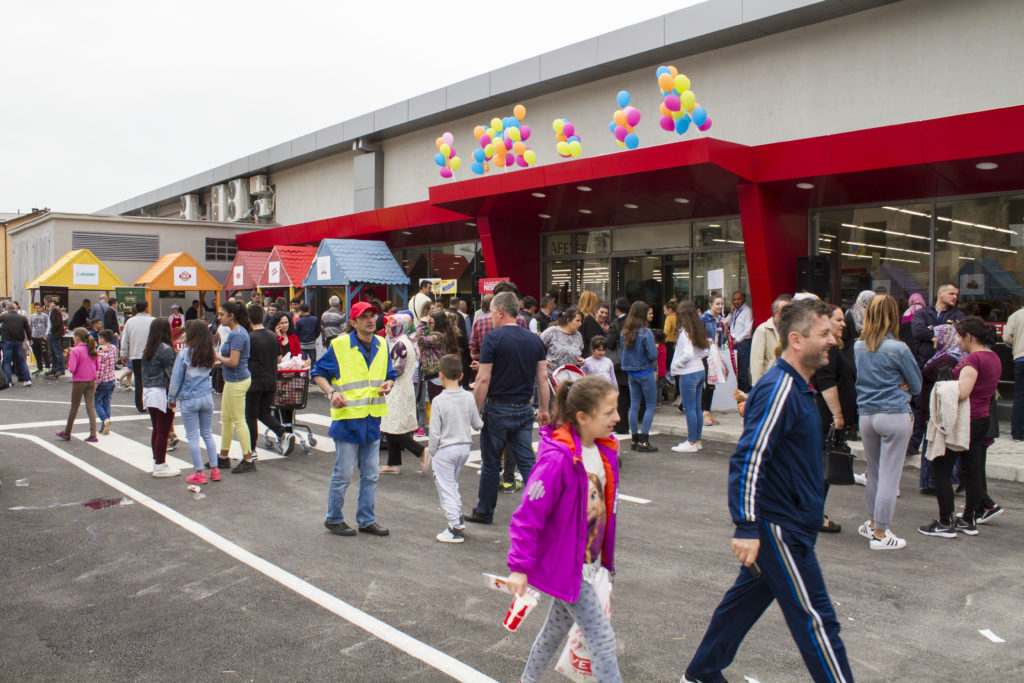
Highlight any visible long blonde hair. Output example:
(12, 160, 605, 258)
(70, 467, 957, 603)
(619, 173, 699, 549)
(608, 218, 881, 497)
(859, 295, 900, 352)
(577, 290, 598, 318)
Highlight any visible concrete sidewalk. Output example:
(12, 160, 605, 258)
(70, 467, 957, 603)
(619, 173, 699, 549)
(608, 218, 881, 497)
(648, 403, 1024, 484)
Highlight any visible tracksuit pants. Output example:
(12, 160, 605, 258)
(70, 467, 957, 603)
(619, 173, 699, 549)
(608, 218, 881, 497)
(685, 521, 853, 683)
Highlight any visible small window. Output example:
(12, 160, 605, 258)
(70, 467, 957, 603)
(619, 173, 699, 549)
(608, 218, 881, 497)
(205, 238, 237, 261)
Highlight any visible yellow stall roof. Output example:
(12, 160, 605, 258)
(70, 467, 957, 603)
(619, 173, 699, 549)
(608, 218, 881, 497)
(133, 252, 221, 291)
(25, 249, 126, 290)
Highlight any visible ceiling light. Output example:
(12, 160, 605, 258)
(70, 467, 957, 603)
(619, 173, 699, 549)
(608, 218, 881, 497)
(538, 213, 551, 219)
(976, 162, 998, 170)
(796, 182, 814, 189)
(673, 197, 690, 204)
(578, 209, 592, 214)
(531, 192, 546, 198)
(577, 185, 592, 192)
(465, 221, 476, 226)
(708, 224, 720, 228)
(401, 231, 412, 235)
(623, 203, 638, 209)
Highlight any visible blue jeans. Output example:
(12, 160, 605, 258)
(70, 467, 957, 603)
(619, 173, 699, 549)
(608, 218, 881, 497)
(180, 393, 219, 471)
(627, 371, 657, 434)
(476, 401, 536, 517)
(677, 370, 705, 443)
(47, 334, 66, 373)
(2, 341, 31, 383)
(734, 338, 752, 393)
(94, 380, 115, 423)
(326, 438, 380, 527)
(1012, 360, 1024, 440)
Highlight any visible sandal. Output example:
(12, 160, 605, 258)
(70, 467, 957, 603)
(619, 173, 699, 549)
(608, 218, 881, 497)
(418, 452, 432, 474)
(378, 466, 401, 475)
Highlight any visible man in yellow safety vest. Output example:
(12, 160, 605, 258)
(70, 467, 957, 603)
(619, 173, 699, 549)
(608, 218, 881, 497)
(312, 301, 396, 537)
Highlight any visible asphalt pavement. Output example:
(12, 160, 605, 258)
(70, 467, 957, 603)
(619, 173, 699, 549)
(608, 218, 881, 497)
(1, 377, 1022, 682)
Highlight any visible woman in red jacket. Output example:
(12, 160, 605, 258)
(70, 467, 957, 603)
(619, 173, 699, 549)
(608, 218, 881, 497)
(272, 312, 301, 357)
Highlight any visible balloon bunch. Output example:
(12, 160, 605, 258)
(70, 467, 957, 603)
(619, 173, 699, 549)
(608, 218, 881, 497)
(656, 66, 711, 136)
(553, 119, 582, 158)
(470, 104, 536, 174)
(433, 132, 461, 179)
(608, 91, 641, 149)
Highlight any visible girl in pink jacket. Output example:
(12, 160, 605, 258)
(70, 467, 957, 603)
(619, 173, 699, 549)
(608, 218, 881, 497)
(506, 375, 622, 683)
(57, 328, 99, 442)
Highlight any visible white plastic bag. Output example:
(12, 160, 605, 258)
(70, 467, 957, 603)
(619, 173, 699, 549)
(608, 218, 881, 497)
(707, 344, 730, 385)
(554, 566, 613, 681)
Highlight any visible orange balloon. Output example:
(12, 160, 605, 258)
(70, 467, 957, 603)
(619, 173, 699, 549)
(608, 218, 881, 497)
(483, 162, 490, 172)
(658, 73, 674, 92)
(613, 110, 627, 126)
(513, 141, 526, 155)
(659, 102, 671, 116)
(494, 155, 506, 168)
(668, 65, 678, 77)
(557, 133, 566, 143)
(513, 104, 526, 120)
(435, 137, 444, 149)
(473, 125, 485, 140)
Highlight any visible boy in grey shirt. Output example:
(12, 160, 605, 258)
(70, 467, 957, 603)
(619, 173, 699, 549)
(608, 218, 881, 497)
(429, 354, 483, 543)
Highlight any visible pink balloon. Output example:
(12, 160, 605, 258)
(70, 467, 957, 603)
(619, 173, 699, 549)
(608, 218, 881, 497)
(516, 154, 529, 168)
(479, 134, 491, 147)
(659, 115, 674, 131)
(614, 125, 628, 142)
(442, 132, 454, 146)
(699, 118, 712, 131)
(448, 146, 456, 158)
(520, 124, 531, 141)
(626, 109, 641, 127)
(505, 152, 515, 166)
(440, 167, 453, 178)
(664, 94, 681, 112)
(562, 122, 575, 138)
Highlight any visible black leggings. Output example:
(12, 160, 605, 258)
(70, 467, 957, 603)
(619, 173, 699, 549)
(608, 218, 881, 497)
(701, 358, 715, 412)
(931, 417, 993, 524)
(245, 389, 285, 446)
(385, 431, 425, 466)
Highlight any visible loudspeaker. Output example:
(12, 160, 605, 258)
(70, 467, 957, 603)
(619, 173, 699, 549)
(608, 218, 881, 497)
(796, 255, 830, 299)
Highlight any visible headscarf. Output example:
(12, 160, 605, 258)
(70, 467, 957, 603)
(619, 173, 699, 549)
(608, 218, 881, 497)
(902, 292, 926, 323)
(384, 313, 413, 340)
(929, 323, 963, 364)
(850, 290, 874, 333)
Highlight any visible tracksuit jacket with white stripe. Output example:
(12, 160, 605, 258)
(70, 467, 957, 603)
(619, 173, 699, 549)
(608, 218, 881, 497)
(729, 358, 824, 541)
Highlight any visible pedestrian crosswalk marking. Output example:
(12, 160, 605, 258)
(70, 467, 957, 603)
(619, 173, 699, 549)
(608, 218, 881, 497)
(73, 431, 195, 473)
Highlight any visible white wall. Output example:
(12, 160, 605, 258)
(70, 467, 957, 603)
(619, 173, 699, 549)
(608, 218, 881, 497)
(270, 152, 354, 225)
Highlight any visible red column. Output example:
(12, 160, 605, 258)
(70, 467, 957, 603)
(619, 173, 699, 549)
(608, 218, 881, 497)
(478, 215, 542, 298)
(738, 183, 809, 322)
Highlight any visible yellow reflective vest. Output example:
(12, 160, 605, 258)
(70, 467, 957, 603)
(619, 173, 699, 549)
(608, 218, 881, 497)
(329, 333, 389, 421)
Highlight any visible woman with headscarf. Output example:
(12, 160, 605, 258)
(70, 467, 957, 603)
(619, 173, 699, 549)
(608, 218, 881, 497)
(416, 310, 460, 402)
(380, 313, 428, 474)
(917, 323, 965, 494)
(900, 292, 927, 350)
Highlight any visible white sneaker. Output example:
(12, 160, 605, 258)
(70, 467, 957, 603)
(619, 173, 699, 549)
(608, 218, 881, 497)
(278, 432, 296, 456)
(671, 441, 700, 453)
(869, 529, 906, 550)
(857, 520, 874, 539)
(22, 381, 31, 387)
(695, 440, 703, 450)
(853, 473, 867, 486)
(436, 526, 465, 543)
(152, 463, 181, 478)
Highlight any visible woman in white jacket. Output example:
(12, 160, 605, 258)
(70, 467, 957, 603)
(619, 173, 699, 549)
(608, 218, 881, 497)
(671, 301, 711, 453)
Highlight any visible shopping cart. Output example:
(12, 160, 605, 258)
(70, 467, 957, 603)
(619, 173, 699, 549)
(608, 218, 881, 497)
(263, 368, 317, 455)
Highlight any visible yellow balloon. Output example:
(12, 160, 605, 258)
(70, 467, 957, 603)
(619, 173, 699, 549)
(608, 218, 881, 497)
(491, 117, 503, 132)
(553, 118, 564, 134)
(680, 90, 696, 111)
(616, 139, 626, 148)
(674, 74, 691, 94)
(484, 143, 495, 157)
(439, 143, 451, 158)
(568, 140, 582, 157)
(523, 149, 536, 165)
(450, 156, 461, 171)
(556, 141, 570, 156)
(487, 127, 495, 138)
(508, 127, 521, 142)
(514, 104, 526, 120)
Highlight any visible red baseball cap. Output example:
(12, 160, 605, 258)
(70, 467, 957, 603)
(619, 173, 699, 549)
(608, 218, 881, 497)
(350, 301, 379, 320)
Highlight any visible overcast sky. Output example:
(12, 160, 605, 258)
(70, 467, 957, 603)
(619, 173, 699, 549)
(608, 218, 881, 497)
(2, 0, 702, 214)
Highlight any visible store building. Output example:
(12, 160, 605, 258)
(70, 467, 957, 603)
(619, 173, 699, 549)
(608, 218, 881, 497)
(100, 0, 1024, 325)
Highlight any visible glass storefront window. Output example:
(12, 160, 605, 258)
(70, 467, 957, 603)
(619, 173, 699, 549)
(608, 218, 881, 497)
(693, 219, 742, 248)
(544, 260, 574, 306)
(544, 233, 574, 258)
(575, 230, 611, 255)
(579, 258, 610, 302)
(613, 222, 689, 251)
(692, 251, 748, 311)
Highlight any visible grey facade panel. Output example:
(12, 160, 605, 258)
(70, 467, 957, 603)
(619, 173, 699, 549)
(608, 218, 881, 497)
(597, 17, 666, 65)
(267, 142, 292, 167)
(155, 186, 173, 202)
(213, 164, 233, 183)
(229, 159, 249, 177)
(540, 39, 600, 81)
(665, 0, 749, 44)
(490, 58, 541, 95)
(743, 0, 851, 33)
(344, 113, 375, 140)
(374, 102, 408, 131)
(315, 123, 346, 150)
(291, 133, 316, 157)
(445, 74, 490, 110)
(248, 147, 271, 172)
(409, 88, 446, 120)
(353, 187, 377, 214)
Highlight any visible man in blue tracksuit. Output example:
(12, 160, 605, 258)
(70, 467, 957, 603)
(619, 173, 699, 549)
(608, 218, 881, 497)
(683, 299, 854, 683)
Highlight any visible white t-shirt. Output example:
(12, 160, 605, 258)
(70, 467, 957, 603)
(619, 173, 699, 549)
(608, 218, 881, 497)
(580, 443, 608, 566)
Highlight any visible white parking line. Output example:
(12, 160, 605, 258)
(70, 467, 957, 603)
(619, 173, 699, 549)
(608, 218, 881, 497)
(0, 398, 138, 408)
(0, 414, 153, 431)
(0, 431, 498, 683)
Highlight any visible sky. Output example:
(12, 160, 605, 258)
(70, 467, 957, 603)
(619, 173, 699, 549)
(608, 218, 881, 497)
(1, 0, 703, 214)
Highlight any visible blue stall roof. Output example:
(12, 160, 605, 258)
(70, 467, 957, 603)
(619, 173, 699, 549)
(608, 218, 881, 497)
(303, 239, 409, 288)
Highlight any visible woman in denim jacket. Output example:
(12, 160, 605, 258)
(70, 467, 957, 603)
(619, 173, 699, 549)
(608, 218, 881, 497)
(620, 301, 659, 452)
(854, 295, 922, 550)
(169, 320, 220, 485)
(699, 295, 726, 426)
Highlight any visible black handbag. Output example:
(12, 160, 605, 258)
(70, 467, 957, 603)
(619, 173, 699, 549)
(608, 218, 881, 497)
(822, 426, 855, 486)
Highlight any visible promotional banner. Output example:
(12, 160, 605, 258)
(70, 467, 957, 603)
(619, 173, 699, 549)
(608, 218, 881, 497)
(39, 286, 66, 308)
(72, 264, 100, 286)
(437, 279, 458, 295)
(232, 266, 244, 286)
(478, 277, 509, 294)
(115, 287, 146, 313)
(173, 266, 197, 287)
(268, 261, 281, 284)
(316, 256, 331, 281)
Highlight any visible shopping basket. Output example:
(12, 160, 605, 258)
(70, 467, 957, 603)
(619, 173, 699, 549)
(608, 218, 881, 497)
(262, 368, 317, 455)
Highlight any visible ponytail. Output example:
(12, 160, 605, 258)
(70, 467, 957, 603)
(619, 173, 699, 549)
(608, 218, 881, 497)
(72, 327, 98, 357)
(551, 375, 617, 428)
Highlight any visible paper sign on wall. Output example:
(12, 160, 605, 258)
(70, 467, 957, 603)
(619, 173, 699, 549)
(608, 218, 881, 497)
(316, 256, 331, 281)
(268, 261, 281, 284)
(437, 279, 458, 295)
(173, 266, 197, 286)
(232, 266, 244, 286)
(707, 268, 724, 293)
(72, 264, 99, 286)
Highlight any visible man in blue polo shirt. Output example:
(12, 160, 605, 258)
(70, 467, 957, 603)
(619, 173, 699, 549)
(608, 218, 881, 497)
(312, 301, 396, 538)
(682, 298, 853, 683)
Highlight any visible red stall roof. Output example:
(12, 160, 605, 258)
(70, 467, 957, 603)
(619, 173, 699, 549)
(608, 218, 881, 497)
(257, 245, 317, 289)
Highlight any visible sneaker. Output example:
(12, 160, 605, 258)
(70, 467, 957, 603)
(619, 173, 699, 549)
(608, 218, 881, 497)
(278, 432, 296, 456)
(436, 526, 465, 543)
(671, 441, 700, 453)
(853, 473, 867, 486)
(21, 381, 31, 387)
(231, 459, 257, 474)
(55, 431, 71, 441)
(324, 520, 357, 536)
(414, 428, 425, 437)
(857, 520, 874, 539)
(695, 440, 703, 450)
(186, 470, 208, 485)
(464, 510, 493, 525)
(101, 419, 111, 435)
(869, 529, 906, 550)
(500, 480, 522, 493)
(208, 467, 222, 482)
(917, 519, 956, 538)
(954, 517, 978, 536)
(217, 456, 232, 469)
(84, 436, 98, 443)
(166, 433, 178, 451)
(976, 505, 1003, 524)
(152, 462, 181, 478)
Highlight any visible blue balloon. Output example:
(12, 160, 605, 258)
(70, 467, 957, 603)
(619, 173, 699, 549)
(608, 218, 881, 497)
(568, 135, 580, 144)
(616, 90, 630, 108)
(608, 120, 617, 133)
(624, 133, 639, 149)
(674, 116, 690, 135)
(434, 152, 446, 166)
(691, 107, 708, 127)
(656, 66, 671, 77)
(471, 161, 484, 174)
(473, 148, 485, 162)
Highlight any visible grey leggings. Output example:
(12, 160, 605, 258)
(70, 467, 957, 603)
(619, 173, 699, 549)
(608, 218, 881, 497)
(521, 578, 621, 683)
(860, 412, 913, 531)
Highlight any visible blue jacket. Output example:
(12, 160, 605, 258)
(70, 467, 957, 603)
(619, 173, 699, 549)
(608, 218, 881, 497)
(730, 359, 824, 540)
(854, 336, 922, 415)
(620, 327, 657, 373)
(168, 347, 214, 402)
(701, 311, 722, 346)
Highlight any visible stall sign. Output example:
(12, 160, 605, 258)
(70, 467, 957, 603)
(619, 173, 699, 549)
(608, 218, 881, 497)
(232, 266, 244, 286)
(72, 264, 99, 286)
(115, 287, 146, 313)
(478, 277, 509, 294)
(316, 256, 331, 281)
(173, 267, 197, 287)
(268, 261, 281, 284)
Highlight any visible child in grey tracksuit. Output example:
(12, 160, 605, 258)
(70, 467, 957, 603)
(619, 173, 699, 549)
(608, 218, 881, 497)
(429, 354, 483, 543)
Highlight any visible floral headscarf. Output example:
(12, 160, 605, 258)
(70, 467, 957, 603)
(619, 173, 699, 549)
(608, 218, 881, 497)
(384, 313, 413, 340)
(850, 290, 875, 333)
(931, 323, 963, 362)
(902, 292, 926, 323)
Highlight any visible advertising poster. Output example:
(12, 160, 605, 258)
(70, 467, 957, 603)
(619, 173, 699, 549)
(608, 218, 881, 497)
(232, 266, 244, 286)
(268, 261, 281, 284)
(173, 266, 197, 287)
(316, 256, 331, 281)
(71, 264, 100, 286)
(115, 287, 146, 313)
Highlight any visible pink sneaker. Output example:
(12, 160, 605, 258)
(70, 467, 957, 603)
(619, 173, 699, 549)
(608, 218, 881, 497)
(55, 431, 71, 441)
(415, 428, 425, 437)
(186, 471, 208, 485)
(208, 467, 221, 482)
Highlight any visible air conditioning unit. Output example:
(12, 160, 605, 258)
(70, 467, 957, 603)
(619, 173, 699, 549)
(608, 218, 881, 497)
(180, 194, 200, 220)
(210, 184, 228, 222)
(226, 178, 252, 222)
(249, 175, 271, 196)
(254, 197, 275, 218)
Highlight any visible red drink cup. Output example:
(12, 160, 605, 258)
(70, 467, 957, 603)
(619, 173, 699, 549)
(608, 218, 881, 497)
(503, 592, 538, 632)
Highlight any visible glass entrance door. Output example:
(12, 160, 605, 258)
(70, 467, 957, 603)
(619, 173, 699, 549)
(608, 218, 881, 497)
(692, 250, 748, 310)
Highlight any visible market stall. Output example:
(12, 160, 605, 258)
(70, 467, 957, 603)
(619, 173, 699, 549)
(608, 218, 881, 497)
(301, 238, 409, 312)
(24, 248, 126, 309)
(223, 250, 271, 298)
(256, 245, 317, 303)
(132, 251, 223, 320)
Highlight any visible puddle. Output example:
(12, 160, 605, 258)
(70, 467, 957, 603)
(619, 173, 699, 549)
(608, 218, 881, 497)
(81, 496, 134, 510)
